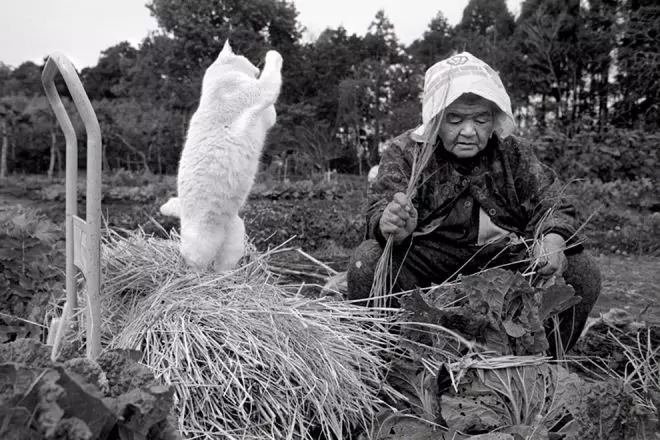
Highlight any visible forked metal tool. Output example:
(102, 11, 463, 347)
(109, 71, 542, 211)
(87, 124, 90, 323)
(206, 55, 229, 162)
(41, 52, 102, 360)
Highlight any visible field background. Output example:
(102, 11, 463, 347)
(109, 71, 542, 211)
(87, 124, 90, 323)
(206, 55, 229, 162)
(1, 170, 658, 342)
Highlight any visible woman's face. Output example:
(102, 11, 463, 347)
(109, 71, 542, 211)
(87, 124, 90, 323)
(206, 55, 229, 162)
(438, 94, 495, 159)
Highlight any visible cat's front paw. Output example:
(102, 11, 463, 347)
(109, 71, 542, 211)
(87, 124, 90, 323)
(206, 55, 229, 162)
(265, 50, 283, 72)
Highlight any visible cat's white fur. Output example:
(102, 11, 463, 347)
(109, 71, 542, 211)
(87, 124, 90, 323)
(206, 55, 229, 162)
(160, 41, 283, 272)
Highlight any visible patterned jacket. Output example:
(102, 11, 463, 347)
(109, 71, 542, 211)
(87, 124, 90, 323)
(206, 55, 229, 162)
(366, 130, 583, 251)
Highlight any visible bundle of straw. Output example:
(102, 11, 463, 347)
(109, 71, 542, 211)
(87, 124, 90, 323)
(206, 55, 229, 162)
(70, 228, 402, 439)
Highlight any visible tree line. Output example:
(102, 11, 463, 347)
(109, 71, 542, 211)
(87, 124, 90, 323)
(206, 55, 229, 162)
(0, 0, 658, 179)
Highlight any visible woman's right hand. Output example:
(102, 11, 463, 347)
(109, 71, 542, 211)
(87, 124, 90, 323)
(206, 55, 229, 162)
(379, 192, 418, 244)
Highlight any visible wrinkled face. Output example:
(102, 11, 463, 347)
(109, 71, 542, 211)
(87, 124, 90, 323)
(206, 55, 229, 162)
(438, 94, 495, 159)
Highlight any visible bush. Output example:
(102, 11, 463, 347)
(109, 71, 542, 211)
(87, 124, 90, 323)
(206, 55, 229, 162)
(0, 206, 65, 341)
(242, 196, 365, 252)
(569, 178, 660, 256)
(531, 127, 659, 182)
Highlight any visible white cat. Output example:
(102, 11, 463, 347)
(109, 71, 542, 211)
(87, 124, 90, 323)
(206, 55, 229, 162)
(160, 41, 283, 272)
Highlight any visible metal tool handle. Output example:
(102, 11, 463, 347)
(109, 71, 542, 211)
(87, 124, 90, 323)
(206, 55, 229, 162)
(42, 52, 102, 359)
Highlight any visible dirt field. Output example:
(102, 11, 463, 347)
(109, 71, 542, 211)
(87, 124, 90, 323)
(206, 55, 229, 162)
(593, 253, 660, 322)
(1, 186, 658, 323)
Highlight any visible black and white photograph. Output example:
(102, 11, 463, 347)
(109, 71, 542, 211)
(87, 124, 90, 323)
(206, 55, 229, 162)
(0, 0, 658, 438)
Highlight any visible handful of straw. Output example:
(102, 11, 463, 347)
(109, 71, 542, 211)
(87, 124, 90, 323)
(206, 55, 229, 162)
(369, 73, 453, 309)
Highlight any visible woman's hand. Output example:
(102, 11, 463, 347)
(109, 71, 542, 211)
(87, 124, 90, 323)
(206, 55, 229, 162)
(379, 192, 418, 244)
(532, 233, 568, 278)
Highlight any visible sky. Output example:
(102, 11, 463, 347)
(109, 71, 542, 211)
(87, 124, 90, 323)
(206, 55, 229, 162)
(0, 0, 522, 69)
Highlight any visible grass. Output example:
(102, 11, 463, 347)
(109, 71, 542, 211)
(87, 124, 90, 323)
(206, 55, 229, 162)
(610, 328, 660, 414)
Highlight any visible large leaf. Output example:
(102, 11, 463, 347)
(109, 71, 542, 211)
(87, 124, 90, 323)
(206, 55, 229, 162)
(112, 385, 175, 440)
(0, 341, 177, 440)
(400, 269, 558, 355)
(0, 404, 43, 440)
(371, 412, 464, 440)
(440, 367, 515, 433)
(28, 367, 116, 439)
(537, 283, 581, 321)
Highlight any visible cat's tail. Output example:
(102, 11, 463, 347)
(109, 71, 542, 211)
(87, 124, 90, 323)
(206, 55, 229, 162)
(159, 197, 181, 217)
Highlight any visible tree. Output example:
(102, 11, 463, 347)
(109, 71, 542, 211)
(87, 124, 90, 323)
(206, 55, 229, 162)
(0, 96, 84, 177)
(303, 26, 368, 123)
(451, 0, 517, 94)
(125, 35, 200, 111)
(363, 10, 403, 65)
(409, 11, 456, 69)
(23, 97, 66, 178)
(614, 0, 660, 128)
(509, 0, 628, 129)
(336, 77, 369, 175)
(94, 98, 182, 173)
(80, 42, 138, 100)
(0, 62, 13, 96)
(143, 0, 305, 114)
(336, 59, 421, 174)
(457, 0, 515, 40)
(2, 61, 43, 97)
(360, 10, 408, 159)
(146, 0, 301, 69)
(510, 0, 584, 126)
(578, 0, 618, 126)
(0, 96, 30, 180)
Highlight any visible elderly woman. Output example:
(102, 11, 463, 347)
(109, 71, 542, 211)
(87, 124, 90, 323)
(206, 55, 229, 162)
(347, 52, 601, 356)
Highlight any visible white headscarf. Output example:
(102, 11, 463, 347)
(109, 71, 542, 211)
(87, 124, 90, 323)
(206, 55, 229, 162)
(411, 52, 516, 143)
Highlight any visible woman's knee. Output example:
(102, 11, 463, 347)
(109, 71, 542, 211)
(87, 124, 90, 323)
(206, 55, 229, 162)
(346, 240, 383, 301)
(546, 250, 602, 357)
(564, 250, 602, 309)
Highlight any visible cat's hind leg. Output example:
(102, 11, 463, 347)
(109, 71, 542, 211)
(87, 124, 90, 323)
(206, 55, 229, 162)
(180, 220, 226, 272)
(213, 214, 246, 272)
(159, 197, 180, 217)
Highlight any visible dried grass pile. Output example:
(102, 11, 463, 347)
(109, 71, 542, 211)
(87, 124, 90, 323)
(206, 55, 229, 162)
(71, 229, 401, 440)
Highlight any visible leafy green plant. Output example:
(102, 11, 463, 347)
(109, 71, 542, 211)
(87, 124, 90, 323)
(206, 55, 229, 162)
(0, 339, 179, 440)
(9, 172, 660, 256)
(437, 360, 651, 439)
(398, 269, 580, 356)
(0, 206, 65, 340)
(241, 197, 365, 251)
(390, 269, 660, 439)
(572, 311, 660, 432)
(38, 182, 170, 204)
(532, 127, 659, 183)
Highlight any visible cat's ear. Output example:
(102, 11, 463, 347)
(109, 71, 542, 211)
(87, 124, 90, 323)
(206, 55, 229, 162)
(220, 39, 233, 56)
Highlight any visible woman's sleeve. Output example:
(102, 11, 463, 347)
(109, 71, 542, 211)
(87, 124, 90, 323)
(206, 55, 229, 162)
(365, 133, 415, 244)
(511, 137, 584, 251)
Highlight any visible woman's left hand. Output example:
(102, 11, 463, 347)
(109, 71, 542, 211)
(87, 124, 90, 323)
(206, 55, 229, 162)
(532, 233, 568, 278)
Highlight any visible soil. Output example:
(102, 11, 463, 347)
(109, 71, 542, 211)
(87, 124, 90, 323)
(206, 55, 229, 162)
(592, 253, 660, 323)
